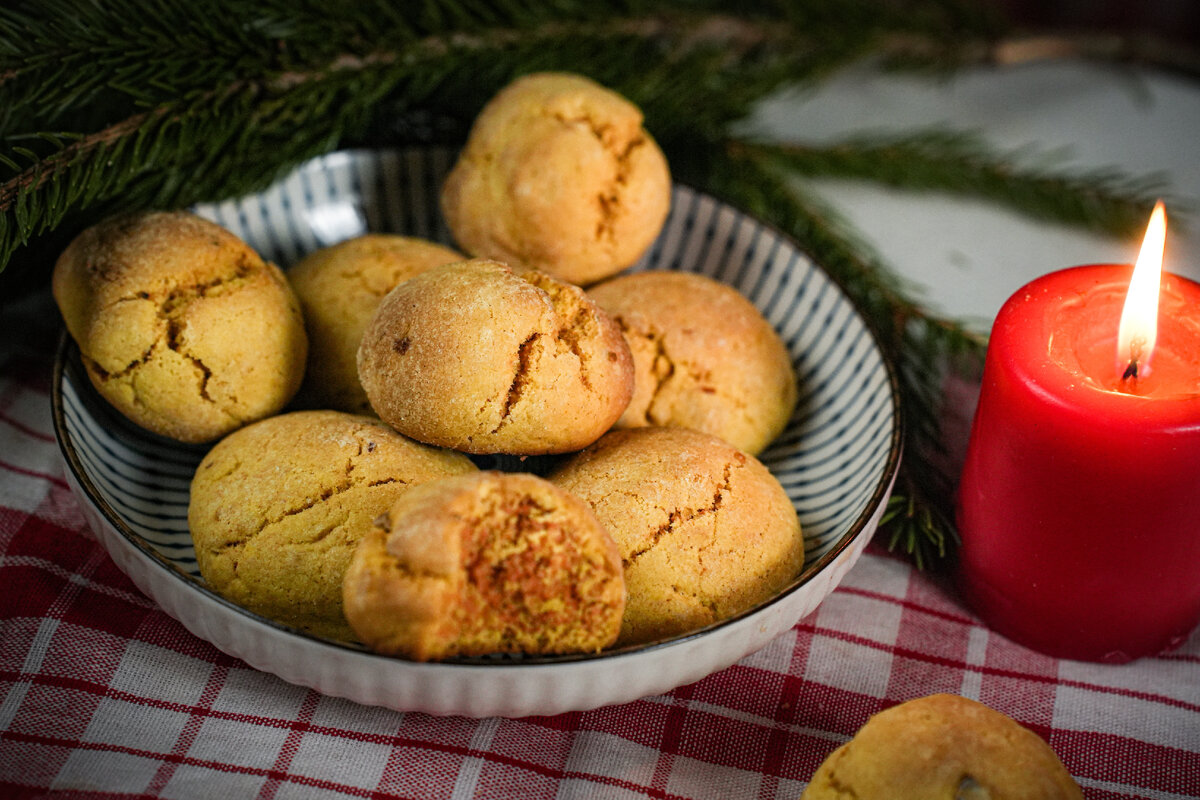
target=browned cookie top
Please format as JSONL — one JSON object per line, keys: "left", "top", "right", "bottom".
{"left": 801, "top": 693, "right": 1083, "bottom": 800}
{"left": 53, "top": 211, "right": 307, "bottom": 443}
{"left": 550, "top": 427, "right": 803, "bottom": 646}
{"left": 356, "top": 258, "right": 633, "bottom": 455}
{"left": 588, "top": 270, "right": 797, "bottom": 455}
{"left": 189, "top": 410, "right": 476, "bottom": 641}
{"left": 288, "top": 234, "right": 463, "bottom": 414}
{"left": 440, "top": 72, "right": 671, "bottom": 286}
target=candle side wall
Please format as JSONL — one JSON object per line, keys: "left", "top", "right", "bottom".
{"left": 957, "top": 265, "right": 1200, "bottom": 662}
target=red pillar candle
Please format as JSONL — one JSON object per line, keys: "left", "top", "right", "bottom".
{"left": 956, "top": 205, "right": 1200, "bottom": 663}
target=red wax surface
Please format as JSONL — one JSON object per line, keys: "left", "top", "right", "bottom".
{"left": 957, "top": 264, "right": 1200, "bottom": 662}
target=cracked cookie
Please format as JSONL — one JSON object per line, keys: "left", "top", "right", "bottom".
{"left": 588, "top": 270, "right": 797, "bottom": 455}
{"left": 548, "top": 427, "right": 803, "bottom": 646}
{"left": 288, "top": 234, "right": 463, "bottom": 414}
{"left": 52, "top": 211, "right": 308, "bottom": 443}
{"left": 342, "top": 470, "right": 625, "bottom": 661}
{"left": 356, "top": 257, "right": 634, "bottom": 455}
{"left": 188, "top": 410, "right": 476, "bottom": 641}
{"left": 801, "top": 693, "right": 1083, "bottom": 800}
{"left": 440, "top": 71, "right": 671, "bottom": 286}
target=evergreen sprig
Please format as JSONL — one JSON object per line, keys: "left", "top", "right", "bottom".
{"left": 0, "top": 0, "right": 1180, "bottom": 568}
{"left": 748, "top": 134, "right": 1169, "bottom": 236}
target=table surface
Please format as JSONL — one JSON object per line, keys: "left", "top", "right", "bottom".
{"left": 2, "top": 60, "right": 1200, "bottom": 799}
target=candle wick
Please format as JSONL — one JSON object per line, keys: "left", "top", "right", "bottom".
{"left": 1121, "top": 335, "right": 1146, "bottom": 385}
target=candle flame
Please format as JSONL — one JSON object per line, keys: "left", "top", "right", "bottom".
{"left": 1117, "top": 201, "right": 1166, "bottom": 380}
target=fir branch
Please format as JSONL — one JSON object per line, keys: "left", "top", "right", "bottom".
{"left": 983, "top": 32, "right": 1200, "bottom": 80}
{"left": 1, "top": 0, "right": 1000, "bottom": 136}
{"left": 736, "top": 135, "right": 1166, "bottom": 238}
{"left": 0, "top": 2, "right": 997, "bottom": 275}
{"left": 880, "top": 490, "right": 955, "bottom": 571}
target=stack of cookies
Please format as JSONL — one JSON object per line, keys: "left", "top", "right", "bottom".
{"left": 52, "top": 72, "right": 803, "bottom": 661}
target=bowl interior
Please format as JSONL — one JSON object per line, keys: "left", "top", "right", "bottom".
{"left": 56, "top": 147, "right": 899, "bottom": 661}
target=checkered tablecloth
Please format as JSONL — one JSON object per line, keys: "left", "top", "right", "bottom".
{"left": 2, "top": 291, "right": 1198, "bottom": 800}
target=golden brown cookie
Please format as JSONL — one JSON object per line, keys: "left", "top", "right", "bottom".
{"left": 802, "top": 694, "right": 1083, "bottom": 800}
{"left": 189, "top": 410, "right": 476, "bottom": 641}
{"left": 52, "top": 211, "right": 307, "bottom": 443}
{"left": 356, "top": 258, "right": 634, "bottom": 455}
{"left": 440, "top": 71, "right": 671, "bottom": 286}
{"left": 588, "top": 270, "right": 797, "bottom": 455}
{"left": 549, "top": 427, "right": 803, "bottom": 646}
{"left": 288, "top": 234, "right": 463, "bottom": 414}
{"left": 342, "top": 470, "right": 626, "bottom": 661}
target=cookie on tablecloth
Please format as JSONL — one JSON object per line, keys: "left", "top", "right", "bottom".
{"left": 801, "top": 693, "right": 1083, "bottom": 800}
{"left": 288, "top": 234, "right": 463, "bottom": 414}
{"left": 342, "top": 471, "right": 626, "bottom": 660}
{"left": 440, "top": 72, "right": 671, "bottom": 285}
{"left": 356, "top": 258, "right": 633, "bottom": 454}
{"left": 52, "top": 211, "right": 307, "bottom": 443}
{"left": 588, "top": 269, "right": 797, "bottom": 455}
{"left": 189, "top": 410, "right": 476, "bottom": 641}
{"left": 549, "top": 427, "right": 803, "bottom": 646}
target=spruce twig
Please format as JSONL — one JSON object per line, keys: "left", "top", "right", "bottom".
{"left": 737, "top": 135, "right": 1167, "bottom": 237}
{"left": 0, "top": 1, "right": 998, "bottom": 279}
{"left": 988, "top": 33, "right": 1200, "bottom": 79}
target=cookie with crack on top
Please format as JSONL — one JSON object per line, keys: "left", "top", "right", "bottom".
{"left": 440, "top": 71, "right": 671, "bottom": 286}
{"left": 52, "top": 211, "right": 307, "bottom": 443}
{"left": 801, "top": 693, "right": 1083, "bottom": 800}
{"left": 549, "top": 427, "right": 803, "bottom": 646}
{"left": 588, "top": 270, "right": 797, "bottom": 455}
{"left": 356, "top": 258, "right": 634, "bottom": 455}
{"left": 188, "top": 410, "right": 476, "bottom": 641}
{"left": 288, "top": 234, "right": 463, "bottom": 414}
{"left": 343, "top": 471, "right": 626, "bottom": 661}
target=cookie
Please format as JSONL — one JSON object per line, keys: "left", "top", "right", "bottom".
{"left": 549, "top": 427, "right": 803, "bottom": 646}
{"left": 356, "top": 258, "right": 634, "bottom": 454}
{"left": 188, "top": 410, "right": 476, "bottom": 641}
{"left": 588, "top": 270, "right": 797, "bottom": 455}
{"left": 440, "top": 71, "right": 671, "bottom": 285}
{"left": 52, "top": 211, "right": 307, "bottom": 443}
{"left": 288, "top": 234, "right": 463, "bottom": 413}
{"left": 342, "top": 471, "right": 626, "bottom": 661}
{"left": 802, "top": 694, "right": 1083, "bottom": 799}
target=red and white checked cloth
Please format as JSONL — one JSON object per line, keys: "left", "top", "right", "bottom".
{"left": 2, "top": 291, "right": 1199, "bottom": 799}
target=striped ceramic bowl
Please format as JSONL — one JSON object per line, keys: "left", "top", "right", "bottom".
{"left": 53, "top": 148, "right": 901, "bottom": 717}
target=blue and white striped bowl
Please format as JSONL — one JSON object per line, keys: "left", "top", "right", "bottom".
{"left": 53, "top": 148, "right": 901, "bottom": 717}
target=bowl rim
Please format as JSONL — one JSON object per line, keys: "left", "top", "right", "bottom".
{"left": 50, "top": 146, "right": 904, "bottom": 669}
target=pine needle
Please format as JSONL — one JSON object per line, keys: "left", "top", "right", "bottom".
{"left": 750, "top": 134, "right": 1168, "bottom": 237}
